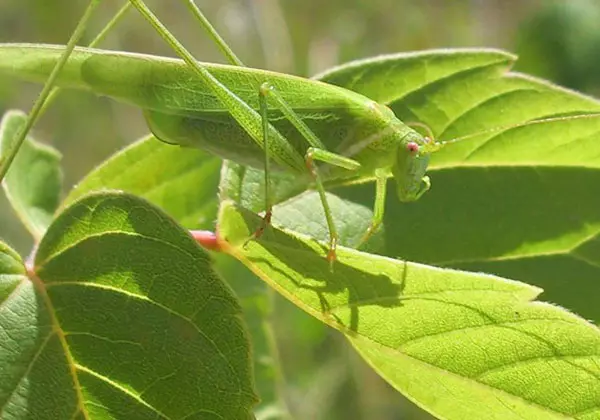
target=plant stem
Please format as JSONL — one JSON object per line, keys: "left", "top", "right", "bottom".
{"left": 0, "top": 0, "right": 101, "bottom": 183}
{"left": 39, "top": 2, "right": 132, "bottom": 117}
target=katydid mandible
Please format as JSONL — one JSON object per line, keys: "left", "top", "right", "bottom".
{"left": 127, "top": 0, "right": 439, "bottom": 264}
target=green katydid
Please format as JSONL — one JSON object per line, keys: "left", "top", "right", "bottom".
{"left": 2, "top": 0, "right": 600, "bottom": 264}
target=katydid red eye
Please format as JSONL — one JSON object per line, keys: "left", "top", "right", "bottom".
{"left": 407, "top": 142, "right": 419, "bottom": 154}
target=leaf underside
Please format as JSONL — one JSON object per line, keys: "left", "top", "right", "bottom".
{"left": 0, "top": 110, "right": 62, "bottom": 240}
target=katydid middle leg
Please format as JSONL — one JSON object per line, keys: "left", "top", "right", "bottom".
{"left": 256, "top": 82, "right": 361, "bottom": 264}
{"left": 357, "top": 168, "right": 388, "bottom": 248}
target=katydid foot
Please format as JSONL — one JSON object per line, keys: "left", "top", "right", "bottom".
{"left": 252, "top": 208, "right": 272, "bottom": 240}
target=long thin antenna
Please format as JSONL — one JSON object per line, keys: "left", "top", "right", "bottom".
{"left": 406, "top": 121, "right": 435, "bottom": 140}
{"left": 439, "top": 113, "right": 600, "bottom": 147}
{"left": 39, "top": 2, "right": 132, "bottom": 116}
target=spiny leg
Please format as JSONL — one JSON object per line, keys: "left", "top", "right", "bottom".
{"left": 357, "top": 168, "right": 387, "bottom": 248}
{"left": 259, "top": 82, "right": 361, "bottom": 265}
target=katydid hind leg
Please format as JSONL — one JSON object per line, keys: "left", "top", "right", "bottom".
{"left": 259, "top": 82, "right": 361, "bottom": 171}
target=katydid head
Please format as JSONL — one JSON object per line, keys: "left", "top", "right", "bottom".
{"left": 392, "top": 131, "right": 440, "bottom": 202}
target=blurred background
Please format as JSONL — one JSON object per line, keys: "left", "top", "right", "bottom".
{"left": 2, "top": 1, "right": 600, "bottom": 418}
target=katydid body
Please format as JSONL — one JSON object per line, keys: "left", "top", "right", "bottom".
{"left": 0, "top": 46, "right": 430, "bottom": 186}
{"left": 0, "top": 0, "right": 438, "bottom": 263}
{"left": 145, "top": 78, "right": 430, "bottom": 192}
{"left": 0, "top": 43, "right": 435, "bottom": 261}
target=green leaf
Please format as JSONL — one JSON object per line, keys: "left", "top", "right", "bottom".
{"left": 219, "top": 160, "right": 303, "bottom": 214}
{"left": 1, "top": 191, "right": 258, "bottom": 419}
{"left": 317, "top": 49, "right": 600, "bottom": 168}
{"left": 64, "top": 134, "right": 221, "bottom": 229}
{"left": 217, "top": 200, "right": 600, "bottom": 420}
{"left": 0, "top": 110, "right": 62, "bottom": 239}
{"left": 314, "top": 50, "right": 600, "bottom": 322}
{"left": 271, "top": 190, "right": 381, "bottom": 253}
{"left": 67, "top": 138, "right": 284, "bottom": 416}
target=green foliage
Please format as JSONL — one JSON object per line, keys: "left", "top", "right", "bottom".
{"left": 64, "top": 136, "right": 283, "bottom": 417}
{"left": 63, "top": 135, "right": 221, "bottom": 229}
{"left": 0, "top": 110, "right": 62, "bottom": 239}
{"left": 219, "top": 200, "right": 600, "bottom": 420}
{"left": 315, "top": 50, "right": 600, "bottom": 322}
{"left": 1, "top": 192, "right": 257, "bottom": 419}
{"left": 1, "top": 3, "right": 600, "bottom": 420}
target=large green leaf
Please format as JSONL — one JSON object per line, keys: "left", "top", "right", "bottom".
{"left": 0, "top": 110, "right": 62, "bottom": 240}
{"left": 217, "top": 200, "right": 600, "bottom": 420}
{"left": 66, "top": 142, "right": 282, "bottom": 417}
{"left": 1, "top": 192, "right": 257, "bottom": 419}
{"left": 313, "top": 50, "right": 600, "bottom": 322}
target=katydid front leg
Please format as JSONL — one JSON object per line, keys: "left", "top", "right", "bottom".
{"left": 357, "top": 164, "right": 431, "bottom": 248}
{"left": 257, "top": 82, "right": 361, "bottom": 265}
